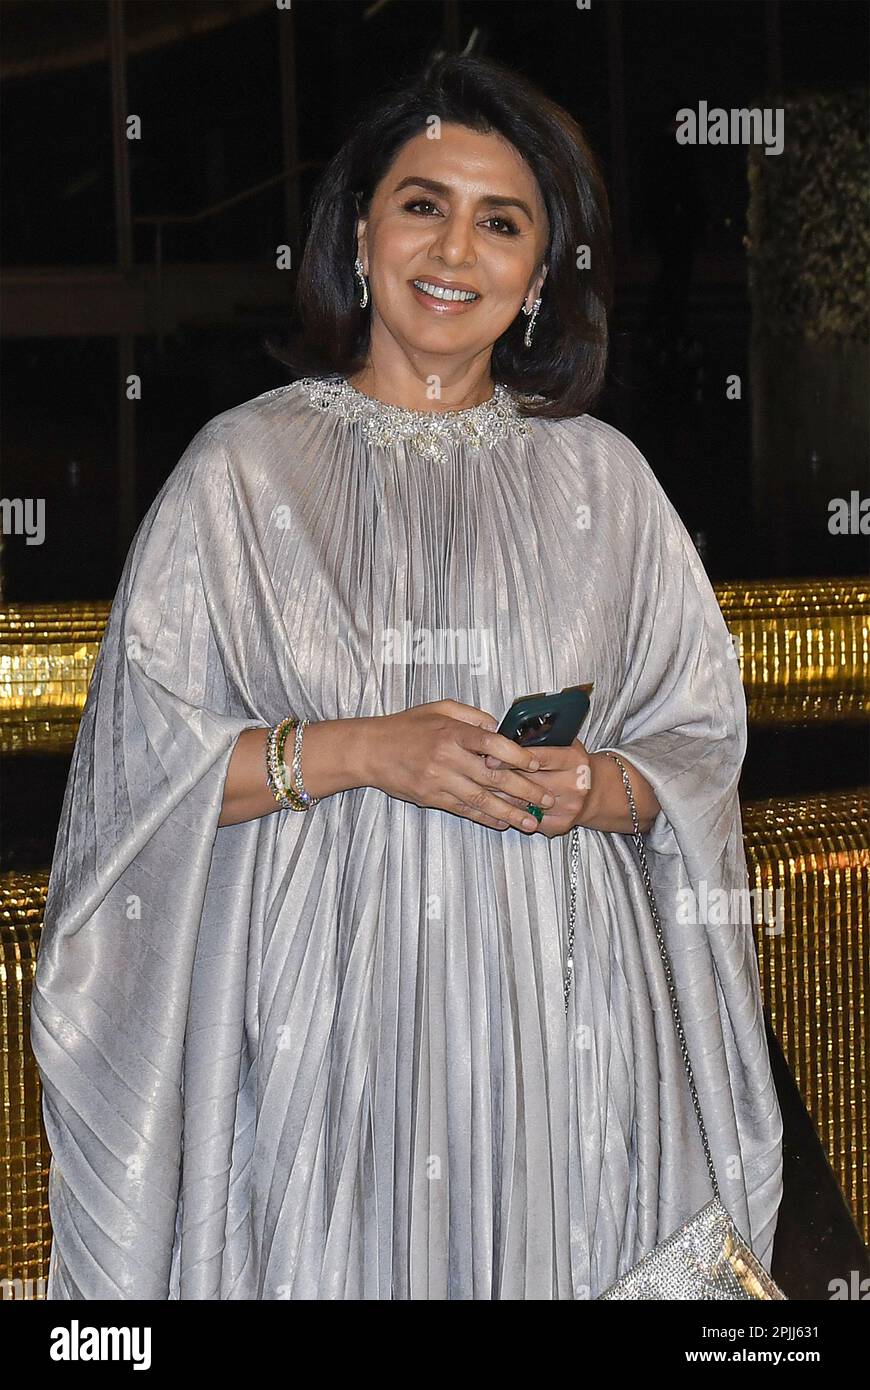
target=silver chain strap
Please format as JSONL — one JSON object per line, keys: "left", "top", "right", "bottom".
{"left": 563, "top": 750, "right": 720, "bottom": 1202}
{"left": 563, "top": 825, "right": 580, "bottom": 1015}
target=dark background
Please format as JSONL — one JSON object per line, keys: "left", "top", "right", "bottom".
{"left": 1, "top": 0, "right": 868, "bottom": 601}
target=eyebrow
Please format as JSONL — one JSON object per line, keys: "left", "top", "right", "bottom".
{"left": 392, "top": 176, "right": 535, "bottom": 222}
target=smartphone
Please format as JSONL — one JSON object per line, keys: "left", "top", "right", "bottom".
{"left": 496, "top": 682, "right": 593, "bottom": 748}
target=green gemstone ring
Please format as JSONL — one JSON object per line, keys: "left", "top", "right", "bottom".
{"left": 526, "top": 803, "right": 544, "bottom": 822}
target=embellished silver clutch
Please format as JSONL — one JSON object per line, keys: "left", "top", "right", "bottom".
{"left": 576, "top": 752, "right": 788, "bottom": 1301}
{"left": 597, "top": 1193, "right": 785, "bottom": 1300}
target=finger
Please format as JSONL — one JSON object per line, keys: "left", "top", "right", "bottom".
{"left": 479, "top": 763, "right": 556, "bottom": 807}
{"left": 525, "top": 738, "right": 589, "bottom": 770}
{"left": 489, "top": 795, "right": 575, "bottom": 834}
{"left": 436, "top": 700, "right": 500, "bottom": 731}
{"left": 452, "top": 778, "right": 541, "bottom": 832}
{"left": 454, "top": 805, "right": 512, "bottom": 830}
{"left": 499, "top": 801, "right": 574, "bottom": 839}
{"left": 447, "top": 790, "right": 513, "bottom": 830}
{"left": 462, "top": 750, "right": 555, "bottom": 805}
{"left": 490, "top": 792, "right": 567, "bottom": 832}
{"left": 459, "top": 726, "right": 543, "bottom": 771}
{"left": 489, "top": 790, "right": 528, "bottom": 808}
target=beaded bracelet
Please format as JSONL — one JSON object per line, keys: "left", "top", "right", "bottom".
{"left": 265, "top": 715, "right": 317, "bottom": 811}
{"left": 265, "top": 716, "right": 303, "bottom": 809}
{"left": 289, "top": 717, "right": 319, "bottom": 807}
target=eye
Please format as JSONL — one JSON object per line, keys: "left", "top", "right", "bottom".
{"left": 402, "top": 199, "right": 520, "bottom": 237}
{"left": 403, "top": 198, "right": 442, "bottom": 216}
{"left": 482, "top": 215, "right": 521, "bottom": 237}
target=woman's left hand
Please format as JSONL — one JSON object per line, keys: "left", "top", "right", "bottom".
{"left": 484, "top": 738, "right": 593, "bottom": 838}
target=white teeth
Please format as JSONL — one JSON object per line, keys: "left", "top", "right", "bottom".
{"left": 413, "top": 280, "right": 479, "bottom": 302}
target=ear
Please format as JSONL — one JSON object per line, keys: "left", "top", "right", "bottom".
{"left": 523, "top": 262, "right": 548, "bottom": 312}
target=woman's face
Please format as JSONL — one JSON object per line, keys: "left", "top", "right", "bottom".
{"left": 356, "top": 123, "right": 550, "bottom": 370}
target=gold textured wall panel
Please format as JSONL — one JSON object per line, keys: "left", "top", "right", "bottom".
{"left": 0, "top": 601, "right": 110, "bottom": 754}
{"left": 743, "top": 789, "right": 869, "bottom": 1249}
{"left": 1, "top": 579, "right": 867, "bottom": 750}
{"left": 1, "top": 874, "right": 49, "bottom": 1299}
{"left": 718, "top": 578, "right": 869, "bottom": 723}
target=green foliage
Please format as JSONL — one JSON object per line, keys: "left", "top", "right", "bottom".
{"left": 746, "top": 88, "right": 869, "bottom": 340}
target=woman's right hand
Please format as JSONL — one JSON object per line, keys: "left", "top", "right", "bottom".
{"left": 358, "top": 699, "right": 554, "bottom": 832}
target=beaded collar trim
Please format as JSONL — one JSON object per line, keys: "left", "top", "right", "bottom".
{"left": 296, "top": 375, "right": 533, "bottom": 461}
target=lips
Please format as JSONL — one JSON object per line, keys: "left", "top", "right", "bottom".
{"left": 408, "top": 275, "right": 478, "bottom": 297}
{"left": 409, "top": 278, "right": 482, "bottom": 312}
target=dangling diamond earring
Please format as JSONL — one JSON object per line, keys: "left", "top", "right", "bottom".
{"left": 520, "top": 295, "right": 542, "bottom": 348}
{"left": 354, "top": 257, "right": 369, "bottom": 309}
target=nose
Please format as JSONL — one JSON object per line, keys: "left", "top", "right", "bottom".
{"left": 428, "top": 208, "right": 477, "bottom": 268}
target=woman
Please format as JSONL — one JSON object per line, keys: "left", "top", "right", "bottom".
{"left": 31, "top": 54, "right": 783, "bottom": 1300}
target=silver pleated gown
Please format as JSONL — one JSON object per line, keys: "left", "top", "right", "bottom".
{"left": 30, "top": 375, "right": 784, "bottom": 1299}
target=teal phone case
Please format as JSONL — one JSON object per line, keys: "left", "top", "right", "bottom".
{"left": 496, "top": 682, "right": 593, "bottom": 747}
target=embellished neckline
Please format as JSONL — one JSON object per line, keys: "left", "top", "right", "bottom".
{"left": 297, "top": 374, "right": 532, "bottom": 461}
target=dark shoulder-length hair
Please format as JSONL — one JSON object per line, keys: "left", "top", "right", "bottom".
{"left": 265, "top": 54, "right": 613, "bottom": 419}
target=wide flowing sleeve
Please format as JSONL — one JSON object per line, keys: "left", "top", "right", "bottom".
{"left": 591, "top": 427, "right": 784, "bottom": 1271}
{"left": 29, "top": 421, "right": 272, "bottom": 1298}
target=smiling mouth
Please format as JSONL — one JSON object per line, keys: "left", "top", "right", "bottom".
{"left": 411, "top": 279, "right": 481, "bottom": 303}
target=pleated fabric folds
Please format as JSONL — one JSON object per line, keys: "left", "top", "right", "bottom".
{"left": 30, "top": 378, "right": 783, "bottom": 1299}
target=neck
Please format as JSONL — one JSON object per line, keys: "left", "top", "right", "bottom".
{"left": 346, "top": 346, "right": 496, "bottom": 412}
